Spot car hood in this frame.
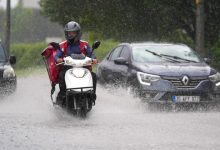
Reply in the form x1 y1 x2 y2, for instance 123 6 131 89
134 62 216 77
0 62 11 69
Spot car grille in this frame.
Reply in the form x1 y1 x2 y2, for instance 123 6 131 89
162 76 208 89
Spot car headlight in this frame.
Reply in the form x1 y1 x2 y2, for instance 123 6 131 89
137 72 160 86
70 69 87 78
3 67 16 78
209 72 220 87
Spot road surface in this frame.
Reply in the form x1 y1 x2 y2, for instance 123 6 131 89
0 73 220 150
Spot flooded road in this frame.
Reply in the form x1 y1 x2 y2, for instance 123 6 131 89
0 73 220 150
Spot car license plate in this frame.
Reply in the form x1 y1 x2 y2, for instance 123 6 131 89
172 96 200 102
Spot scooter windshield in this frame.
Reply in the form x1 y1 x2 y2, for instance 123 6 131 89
70 54 86 60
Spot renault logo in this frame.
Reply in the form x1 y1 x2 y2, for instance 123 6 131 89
182 76 189 85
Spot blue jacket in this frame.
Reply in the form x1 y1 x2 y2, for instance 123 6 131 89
54 41 96 62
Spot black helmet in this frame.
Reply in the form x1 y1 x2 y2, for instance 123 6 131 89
64 21 81 43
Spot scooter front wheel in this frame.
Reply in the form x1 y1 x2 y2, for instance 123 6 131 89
76 107 87 118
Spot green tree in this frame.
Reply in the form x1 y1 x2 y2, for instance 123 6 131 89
0 5 63 43
0 9 6 40
40 0 220 47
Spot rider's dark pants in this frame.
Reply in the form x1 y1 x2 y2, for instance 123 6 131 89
58 66 97 96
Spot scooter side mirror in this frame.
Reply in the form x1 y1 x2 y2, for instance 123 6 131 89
114 57 129 65
92 41 101 51
9 55 16 65
204 57 211 64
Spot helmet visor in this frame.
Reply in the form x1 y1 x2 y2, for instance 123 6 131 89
67 31 77 39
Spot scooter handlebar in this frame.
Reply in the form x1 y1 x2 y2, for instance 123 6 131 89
55 61 64 66
55 57 98 67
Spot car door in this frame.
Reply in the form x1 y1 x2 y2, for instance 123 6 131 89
112 46 131 85
0 44 5 78
100 46 124 82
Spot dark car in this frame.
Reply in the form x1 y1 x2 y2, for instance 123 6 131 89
0 41 17 95
97 42 220 107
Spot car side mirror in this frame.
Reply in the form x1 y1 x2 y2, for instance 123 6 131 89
92 41 101 51
10 55 16 65
114 57 128 65
204 58 211 64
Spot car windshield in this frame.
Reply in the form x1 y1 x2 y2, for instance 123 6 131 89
0 44 6 61
132 44 201 63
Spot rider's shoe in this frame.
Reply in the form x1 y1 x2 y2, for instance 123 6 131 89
56 92 66 105
92 93 96 105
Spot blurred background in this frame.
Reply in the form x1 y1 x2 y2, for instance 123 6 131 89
0 0 219 73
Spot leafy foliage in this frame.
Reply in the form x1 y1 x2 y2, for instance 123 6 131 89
0 6 63 43
10 40 118 69
40 0 220 47
210 39 220 70
11 42 46 69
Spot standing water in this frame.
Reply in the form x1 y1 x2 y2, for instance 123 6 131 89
0 72 220 150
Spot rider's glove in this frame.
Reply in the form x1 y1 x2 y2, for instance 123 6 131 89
56 58 63 63
92 59 98 64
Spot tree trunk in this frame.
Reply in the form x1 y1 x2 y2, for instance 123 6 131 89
195 0 205 56
5 0 11 56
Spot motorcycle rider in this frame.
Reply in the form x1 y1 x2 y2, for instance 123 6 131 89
54 21 97 104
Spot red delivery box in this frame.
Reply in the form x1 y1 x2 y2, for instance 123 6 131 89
41 45 61 85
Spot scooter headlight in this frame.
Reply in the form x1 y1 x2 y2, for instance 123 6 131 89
70 69 87 78
137 72 160 86
3 66 16 78
65 59 73 65
209 72 220 87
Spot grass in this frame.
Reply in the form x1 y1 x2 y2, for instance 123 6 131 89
13 39 118 77
93 39 118 61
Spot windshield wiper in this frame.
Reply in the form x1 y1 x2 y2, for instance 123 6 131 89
145 49 162 57
160 54 198 63
145 49 181 63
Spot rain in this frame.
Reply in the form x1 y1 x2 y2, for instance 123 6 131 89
0 0 220 150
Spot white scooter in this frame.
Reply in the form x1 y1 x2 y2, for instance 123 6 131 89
57 41 100 117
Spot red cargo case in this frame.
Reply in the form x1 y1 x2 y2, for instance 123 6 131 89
41 45 61 85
